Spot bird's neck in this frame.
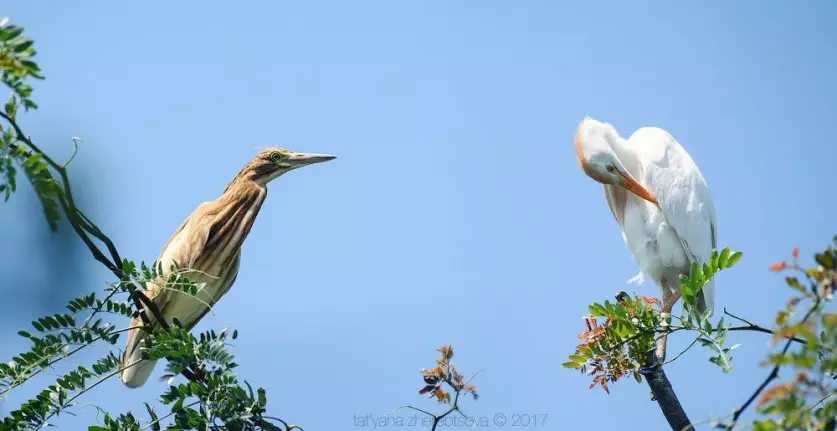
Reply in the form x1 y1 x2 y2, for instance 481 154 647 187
608 135 642 175
224 178 266 194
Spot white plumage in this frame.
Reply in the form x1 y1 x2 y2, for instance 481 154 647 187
574 116 717 318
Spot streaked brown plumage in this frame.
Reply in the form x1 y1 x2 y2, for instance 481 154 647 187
119 147 335 388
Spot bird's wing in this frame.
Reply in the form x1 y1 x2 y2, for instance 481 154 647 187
125 202 212 336
185 251 240 331
633 127 718 312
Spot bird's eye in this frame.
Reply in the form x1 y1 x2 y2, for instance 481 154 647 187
270 153 287 163
606 166 615 173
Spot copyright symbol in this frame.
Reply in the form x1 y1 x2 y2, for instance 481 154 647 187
494 413 507 426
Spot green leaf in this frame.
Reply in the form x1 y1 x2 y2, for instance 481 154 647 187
680 274 694 297
709 249 719 271
696 337 715 347
12 38 34 53
3 25 24 41
689 262 701 285
725 251 742 268
4 94 17 119
718 248 730 268
588 303 607 316
702 263 712 279
561 361 579 369
709 354 732 373
172 397 184 412
257 388 267 407
568 354 586 363
815 252 835 269
613 304 627 319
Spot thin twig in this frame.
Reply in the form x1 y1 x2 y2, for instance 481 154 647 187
809 390 837 413
663 337 700 366
724 308 806 344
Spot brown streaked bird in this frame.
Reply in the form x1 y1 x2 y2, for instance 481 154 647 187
119 147 335 388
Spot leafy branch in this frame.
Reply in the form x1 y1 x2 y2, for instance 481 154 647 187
564 238 837 430
563 247 745 390
396 345 480 431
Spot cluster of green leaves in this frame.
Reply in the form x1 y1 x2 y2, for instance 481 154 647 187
0 256 296 430
0 17 61 230
563 247 744 392
90 328 293 431
679 247 742 315
0 16 42 110
120 259 209 305
0 291 131 399
749 239 837 430
676 248 743 373
563 295 661 392
1 353 122 430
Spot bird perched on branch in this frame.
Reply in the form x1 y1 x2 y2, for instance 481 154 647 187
574 116 717 359
119 147 335 388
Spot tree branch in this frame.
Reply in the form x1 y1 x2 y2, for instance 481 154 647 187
2 113 203 382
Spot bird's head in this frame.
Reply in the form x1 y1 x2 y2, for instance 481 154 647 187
574 117 656 204
229 147 336 188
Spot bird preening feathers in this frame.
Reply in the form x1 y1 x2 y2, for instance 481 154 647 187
574 116 717 359
119 148 335 388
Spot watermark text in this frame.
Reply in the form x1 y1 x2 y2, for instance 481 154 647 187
352 413 548 428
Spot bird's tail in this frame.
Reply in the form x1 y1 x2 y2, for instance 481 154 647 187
627 271 645 285
119 317 158 388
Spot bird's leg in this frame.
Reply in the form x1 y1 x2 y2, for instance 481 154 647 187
655 289 681 362
662 290 681 315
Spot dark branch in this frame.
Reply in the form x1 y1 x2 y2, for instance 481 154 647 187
639 341 692 430
639 349 692 430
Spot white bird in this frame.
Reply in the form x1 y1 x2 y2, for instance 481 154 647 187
573 116 717 358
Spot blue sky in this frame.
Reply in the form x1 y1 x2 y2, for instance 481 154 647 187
1 1 836 429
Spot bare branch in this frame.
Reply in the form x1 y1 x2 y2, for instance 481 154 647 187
724 308 806 344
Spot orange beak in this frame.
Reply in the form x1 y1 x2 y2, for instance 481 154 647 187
615 170 657 204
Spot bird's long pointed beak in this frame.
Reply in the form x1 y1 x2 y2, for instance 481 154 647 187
291 152 337 166
616 170 657 204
